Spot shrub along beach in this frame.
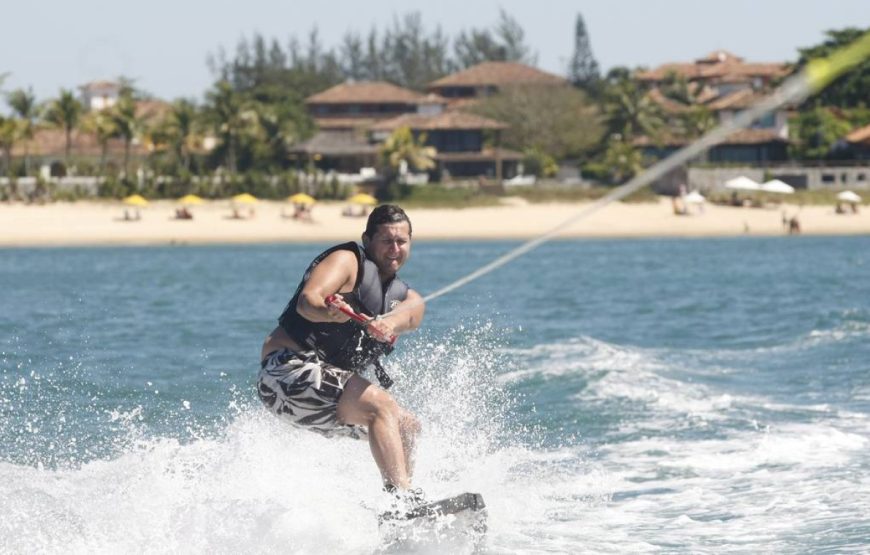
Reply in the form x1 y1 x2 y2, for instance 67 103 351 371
1 14 868 244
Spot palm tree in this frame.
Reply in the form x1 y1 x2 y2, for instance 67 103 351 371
6 88 37 175
0 114 18 177
678 105 716 138
603 78 663 140
108 88 142 178
166 99 199 170
203 81 257 175
380 126 436 175
82 111 118 175
602 134 643 184
43 89 83 167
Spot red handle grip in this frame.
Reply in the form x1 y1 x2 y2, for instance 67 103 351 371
325 295 397 345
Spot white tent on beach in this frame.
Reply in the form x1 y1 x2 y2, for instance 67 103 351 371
683 191 706 204
837 190 862 203
724 176 760 191
760 179 795 194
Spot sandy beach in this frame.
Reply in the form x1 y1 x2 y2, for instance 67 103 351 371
0 197 868 247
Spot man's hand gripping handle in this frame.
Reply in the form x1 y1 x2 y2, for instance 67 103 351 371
325 294 397 345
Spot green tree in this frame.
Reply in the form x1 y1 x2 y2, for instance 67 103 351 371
161 99 200 170
252 99 313 171
203 80 258 175
43 89 83 166
568 13 600 93
659 71 694 104
796 27 870 108
472 84 604 160
677 105 716 139
108 87 143 178
380 126 436 174
379 13 453 89
603 77 664 139
0 114 17 176
602 134 644 184
6 87 37 175
789 106 853 159
453 10 535 67
81 111 118 174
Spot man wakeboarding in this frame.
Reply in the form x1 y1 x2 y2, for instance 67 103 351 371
258 204 428 509
258 204 487 525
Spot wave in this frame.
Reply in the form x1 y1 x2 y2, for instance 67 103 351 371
0 408 617 553
3 324 868 553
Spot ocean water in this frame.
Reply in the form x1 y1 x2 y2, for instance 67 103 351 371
1 236 869 553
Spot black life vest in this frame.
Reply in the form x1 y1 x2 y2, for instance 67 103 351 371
278 241 409 375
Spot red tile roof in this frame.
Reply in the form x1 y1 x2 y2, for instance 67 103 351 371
846 124 870 144
633 128 787 147
705 89 762 111
289 130 378 156
11 128 146 157
428 61 566 88
435 147 523 161
79 80 121 91
444 98 481 111
370 111 508 132
646 88 690 114
135 100 172 120
314 117 377 130
306 81 424 104
696 50 743 64
415 93 449 105
636 53 790 82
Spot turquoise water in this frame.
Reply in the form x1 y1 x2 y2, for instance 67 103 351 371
2 237 869 553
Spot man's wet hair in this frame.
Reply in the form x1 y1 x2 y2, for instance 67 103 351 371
364 204 412 238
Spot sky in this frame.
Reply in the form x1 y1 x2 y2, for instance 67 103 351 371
1 0 867 104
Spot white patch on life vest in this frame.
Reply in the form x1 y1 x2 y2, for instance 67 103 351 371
389 300 401 310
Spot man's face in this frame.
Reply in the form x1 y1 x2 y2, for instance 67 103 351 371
365 221 411 277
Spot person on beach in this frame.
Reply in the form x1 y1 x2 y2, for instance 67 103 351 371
258 204 426 504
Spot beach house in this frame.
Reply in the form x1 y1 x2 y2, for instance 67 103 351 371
368 110 518 180
292 73 526 181
289 81 423 173
78 80 123 112
635 51 792 163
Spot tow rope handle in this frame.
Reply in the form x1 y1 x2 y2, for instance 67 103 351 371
325 294 397 345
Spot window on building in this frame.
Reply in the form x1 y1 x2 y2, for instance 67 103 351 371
821 174 835 184
752 113 776 128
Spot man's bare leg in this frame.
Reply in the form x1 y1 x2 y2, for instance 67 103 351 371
398 408 421 478
337 374 416 489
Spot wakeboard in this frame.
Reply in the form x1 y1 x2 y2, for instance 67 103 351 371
379 492 487 529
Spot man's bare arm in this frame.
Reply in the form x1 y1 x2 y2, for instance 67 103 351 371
296 250 358 323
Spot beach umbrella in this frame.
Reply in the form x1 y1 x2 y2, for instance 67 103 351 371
684 191 706 204
288 193 316 205
724 176 760 191
177 194 204 205
231 193 258 204
760 179 795 194
347 193 377 206
837 190 862 203
122 194 149 207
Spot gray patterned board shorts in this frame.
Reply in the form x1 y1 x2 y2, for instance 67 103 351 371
257 348 367 440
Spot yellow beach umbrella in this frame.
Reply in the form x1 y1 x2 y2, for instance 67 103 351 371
347 193 377 206
288 193 316 205
122 194 149 207
231 193 258 204
177 194 204 205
